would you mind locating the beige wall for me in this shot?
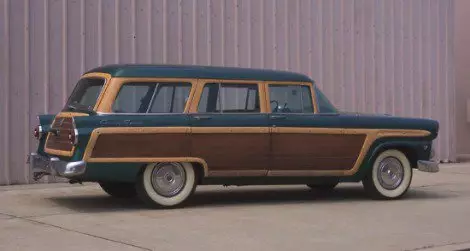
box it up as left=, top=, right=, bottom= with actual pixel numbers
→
left=455, top=0, right=470, bottom=158
left=0, top=0, right=456, bottom=185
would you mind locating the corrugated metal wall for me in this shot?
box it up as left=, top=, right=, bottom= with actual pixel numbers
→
left=0, top=0, right=455, bottom=185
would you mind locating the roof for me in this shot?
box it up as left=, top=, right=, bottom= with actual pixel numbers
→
left=86, top=64, right=313, bottom=82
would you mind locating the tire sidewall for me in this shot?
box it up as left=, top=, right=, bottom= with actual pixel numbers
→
left=141, top=162, right=196, bottom=207
left=371, top=149, right=412, bottom=198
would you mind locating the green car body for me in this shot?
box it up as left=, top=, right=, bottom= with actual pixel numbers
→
left=29, top=65, right=439, bottom=207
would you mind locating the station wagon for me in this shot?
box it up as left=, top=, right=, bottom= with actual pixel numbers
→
left=29, top=65, right=439, bottom=208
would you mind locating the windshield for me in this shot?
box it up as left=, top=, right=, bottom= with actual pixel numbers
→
left=314, top=85, right=338, bottom=113
left=63, top=77, right=105, bottom=113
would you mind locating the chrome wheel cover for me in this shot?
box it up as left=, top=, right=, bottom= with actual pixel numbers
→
left=150, top=163, right=186, bottom=197
left=377, top=157, right=404, bottom=190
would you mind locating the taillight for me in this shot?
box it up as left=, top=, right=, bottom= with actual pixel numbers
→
left=33, top=125, right=43, bottom=139
left=68, top=129, right=79, bottom=145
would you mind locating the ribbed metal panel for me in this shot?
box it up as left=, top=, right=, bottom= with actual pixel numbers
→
left=0, top=0, right=455, bottom=185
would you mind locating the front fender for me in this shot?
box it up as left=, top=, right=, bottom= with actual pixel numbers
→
left=349, top=138, right=432, bottom=181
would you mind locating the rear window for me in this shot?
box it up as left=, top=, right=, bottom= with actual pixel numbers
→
left=63, top=77, right=105, bottom=112
left=112, top=82, right=191, bottom=113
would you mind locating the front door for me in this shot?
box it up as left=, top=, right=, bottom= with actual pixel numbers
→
left=267, top=83, right=365, bottom=175
left=190, top=81, right=269, bottom=177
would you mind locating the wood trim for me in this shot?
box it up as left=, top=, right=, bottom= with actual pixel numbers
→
left=81, top=125, right=429, bottom=177
left=192, top=127, right=269, bottom=134
left=310, top=84, right=319, bottom=114
left=268, top=170, right=347, bottom=176
left=83, top=126, right=191, bottom=162
left=52, top=112, right=89, bottom=117
left=79, top=72, right=112, bottom=111
left=208, top=170, right=267, bottom=177
left=44, top=148, right=75, bottom=157
left=95, top=77, right=198, bottom=113
left=44, top=114, right=79, bottom=157
left=268, top=127, right=430, bottom=176
left=88, top=157, right=209, bottom=176
left=82, top=126, right=208, bottom=176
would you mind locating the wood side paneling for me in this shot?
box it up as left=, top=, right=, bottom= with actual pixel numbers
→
left=270, top=134, right=366, bottom=170
left=44, top=117, right=74, bottom=152
left=191, top=133, right=269, bottom=171
left=90, top=133, right=190, bottom=158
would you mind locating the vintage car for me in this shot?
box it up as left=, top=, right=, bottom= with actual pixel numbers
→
left=29, top=64, right=439, bottom=208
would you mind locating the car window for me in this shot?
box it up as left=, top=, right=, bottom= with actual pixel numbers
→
left=112, top=82, right=191, bottom=113
left=198, top=83, right=260, bottom=113
left=314, top=85, right=338, bottom=113
left=269, top=84, right=314, bottom=113
left=112, top=83, right=156, bottom=113
left=148, top=83, right=191, bottom=113
left=63, top=77, right=105, bottom=112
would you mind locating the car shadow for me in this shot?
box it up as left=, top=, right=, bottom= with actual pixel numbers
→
left=47, top=185, right=458, bottom=213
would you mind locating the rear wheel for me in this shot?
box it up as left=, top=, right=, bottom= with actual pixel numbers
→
left=99, top=182, right=136, bottom=198
left=306, top=182, right=339, bottom=191
left=362, top=149, right=413, bottom=199
left=136, top=162, right=197, bottom=208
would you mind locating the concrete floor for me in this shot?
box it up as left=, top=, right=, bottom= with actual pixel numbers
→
left=1, top=164, right=470, bottom=251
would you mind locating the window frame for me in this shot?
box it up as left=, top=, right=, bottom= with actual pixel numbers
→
left=265, top=82, right=317, bottom=114
left=190, top=79, right=267, bottom=114
left=98, top=78, right=196, bottom=114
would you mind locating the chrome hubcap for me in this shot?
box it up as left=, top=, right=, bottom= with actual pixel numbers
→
left=151, top=163, right=186, bottom=197
left=377, top=157, right=404, bottom=190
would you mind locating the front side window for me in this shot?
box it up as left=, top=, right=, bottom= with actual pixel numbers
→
left=63, top=77, right=105, bottom=112
left=269, top=84, right=314, bottom=113
left=112, top=82, right=191, bottom=113
left=197, top=83, right=260, bottom=113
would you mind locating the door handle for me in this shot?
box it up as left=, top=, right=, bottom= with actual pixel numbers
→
left=270, top=115, right=287, bottom=120
left=99, top=120, right=108, bottom=125
left=193, top=116, right=212, bottom=121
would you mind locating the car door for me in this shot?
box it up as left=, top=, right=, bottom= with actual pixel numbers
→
left=267, top=83, right=364, bottom=175
left=189, top=81, right=270, bottom=177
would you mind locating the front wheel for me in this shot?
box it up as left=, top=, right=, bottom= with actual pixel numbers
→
left=136, top=162, right=197, bottom=208
left=362, top=149, right=413, bottom=199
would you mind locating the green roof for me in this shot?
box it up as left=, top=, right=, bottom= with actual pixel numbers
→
left=86, top=64, right=313, bottom=82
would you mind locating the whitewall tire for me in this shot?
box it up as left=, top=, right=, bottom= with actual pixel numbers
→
left=136, top=162, right=197, bottom=208
left=362, top=149, right=413, bottom=199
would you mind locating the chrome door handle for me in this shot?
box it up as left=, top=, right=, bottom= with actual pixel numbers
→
left=270, top=115, right=287, bottom=120
left=193, top=116, right=212, bottom=121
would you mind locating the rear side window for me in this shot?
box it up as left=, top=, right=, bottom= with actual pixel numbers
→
left=197, top=83, right=260, bottom=113
left=268, top=84, right=314, bottom=113
left=112, top=82, right=191, bottom=113
left=63, top=77, right=105, bottom=112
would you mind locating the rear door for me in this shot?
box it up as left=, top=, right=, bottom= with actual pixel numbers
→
left=189, top=81, right=269, bottom=177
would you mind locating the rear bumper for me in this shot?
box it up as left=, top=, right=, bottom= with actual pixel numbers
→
left=27, top=152, right=86, bottom=180
left=417, top=160, right=439, bottom=173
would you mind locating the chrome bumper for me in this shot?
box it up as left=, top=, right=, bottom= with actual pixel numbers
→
left=417, top=160, right=439, bottom=173
left=27, top=153, right=86, bottom=180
